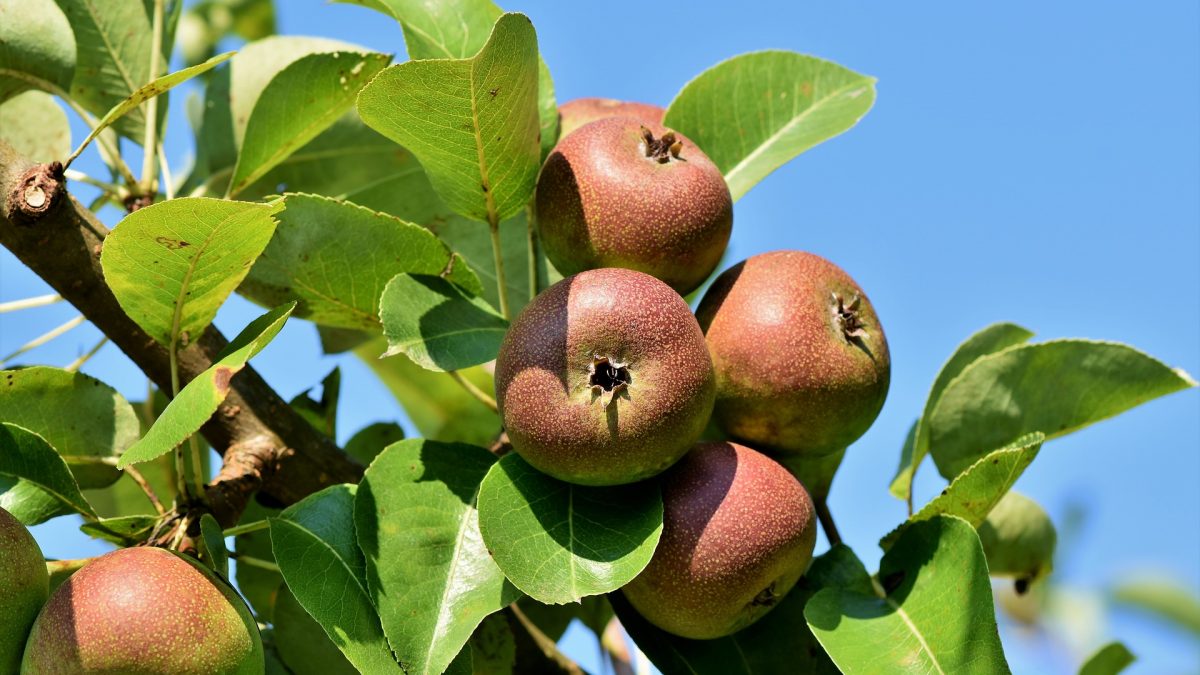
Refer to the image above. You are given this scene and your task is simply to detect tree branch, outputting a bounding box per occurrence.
[0,143,362,527]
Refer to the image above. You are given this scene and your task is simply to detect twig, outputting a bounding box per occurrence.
[814,496,842,547]
[447,370,499,412]
[157,144,175,200]
[0,293,62,313]
[0,147,362,528]
[223,519,270,538]
[602,618,635,675]
[124,464,165,515]
[0,314,85,366]
[64,336,108,372]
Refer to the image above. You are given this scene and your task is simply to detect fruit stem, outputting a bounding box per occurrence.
[509,603,585,674]
[223,519,270,537]
[526,205,539,301]
[448,370,499,413]
[814,497,843,547]
[488,216,512,319]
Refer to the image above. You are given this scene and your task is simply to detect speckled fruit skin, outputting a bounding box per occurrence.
[622,441,816,639]
[696,250,890,456]
[495,268,715,486]
[535,117,733,295]
[557,97,665,138]
[21,547,263,675]
[0,507,48,673]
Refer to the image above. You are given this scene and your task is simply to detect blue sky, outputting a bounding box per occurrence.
[2,1,1197,673]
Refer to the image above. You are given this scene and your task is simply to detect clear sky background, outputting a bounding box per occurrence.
[2,1,1197,673]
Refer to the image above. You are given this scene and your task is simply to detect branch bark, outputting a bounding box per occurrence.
[0,142,362,527]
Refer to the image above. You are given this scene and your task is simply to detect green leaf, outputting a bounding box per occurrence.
[0,91,70,161]
[228,51,391,197]
[101,197,281,347]
[427,210,557,320]
[353,337,498,446]
[117,303,295,468]
[0,477,64,525]
[379,274,508,371]
[613,545,866,675]
[79,514,158,546]
[337,0,558,157]
[354,439,518,675]
[55,0,170,140]
[343,422,405,465]
[235,498,281,621]
[929,340,1197,478]
[890,323,1035,501]
[1078,642,1135,675]
[512,598,574,642]
[978,491,1056,584]
[477,453,663,605]
[881,433,1044,549]
[806,516,1010,675]
[240,193,481,329]
[271,484,402,673]
[0,366,137,488]
[663,51,876,201]
[73,52,233,162]
[1111,578,1200,636]
[198,513,229,577]
[0,0,75,101]
[464,613,516,675]
[290,367,341,439]
[187,35,370,194]
[0,423,97,524]
[357,13,541,223]
[273,583,359,675]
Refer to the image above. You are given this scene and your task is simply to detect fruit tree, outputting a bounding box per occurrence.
[0,1,1196,674]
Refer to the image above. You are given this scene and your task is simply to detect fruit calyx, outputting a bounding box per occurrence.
[640,126,684,163]
[588,354,631,407]
[751,581,779,607]
[831,292,869,342]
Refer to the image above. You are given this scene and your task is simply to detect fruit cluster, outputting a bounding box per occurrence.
[497,98,892,639]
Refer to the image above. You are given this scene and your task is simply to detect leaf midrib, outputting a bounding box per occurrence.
[870,578,947,674]
[422,486,482,675]
[722,77,872,195]
[79,0,142,113]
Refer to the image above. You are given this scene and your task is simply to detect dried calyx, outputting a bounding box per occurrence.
[832,292,869,342]
[588,354,631,407]
[640,126,683,163]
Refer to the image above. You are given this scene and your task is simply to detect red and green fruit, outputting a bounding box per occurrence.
[495,268,716,486]
[696,250,890,456]
[621,441,817,639]
[535,117,733,295]
[0,507,48,674]
[21,547,263,674]
[557,97,665,138]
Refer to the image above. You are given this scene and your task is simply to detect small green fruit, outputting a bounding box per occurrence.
[978,491,1057,593]
[0,507,48,674]
[557,97,665,138]
[622,441,817,639]
[535,117,733,295]
[495,268,715,486]
[696,250,890,455]
[21,547,264,674]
